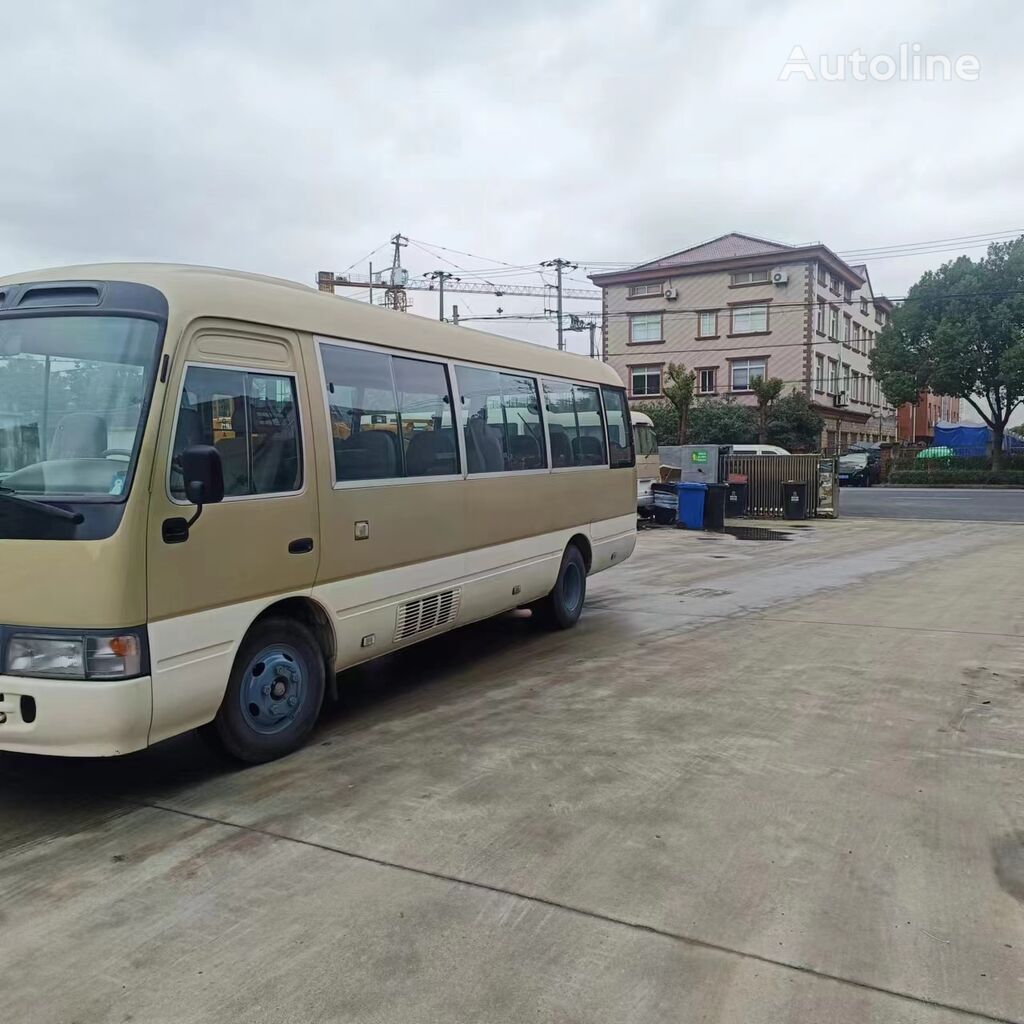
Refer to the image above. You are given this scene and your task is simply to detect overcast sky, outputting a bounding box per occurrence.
[2,0,1022,418]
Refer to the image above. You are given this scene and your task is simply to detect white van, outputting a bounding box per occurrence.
[729,444,790,456]
[631,410,659,513]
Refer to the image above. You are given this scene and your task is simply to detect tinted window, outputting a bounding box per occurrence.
[601,386,634,469]
[543,380,608,467]
[320,344,458,481]
[392,356,458,477]
[172,366,302,498]
[456,366,546,473]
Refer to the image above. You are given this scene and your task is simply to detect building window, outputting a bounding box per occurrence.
[841,362,851,395]
[731,303,769,334]
[852,322,861,350]
[876,309,886,326]
[829,273,841,296]
[844,284,853,303]
[697,310,718,337]
[730,358,766,392]
[815,354,825,392]
[629,313,663,344]
[816,302,825,334]
[698,368,717,395]
[829,306,839,339]
[843,313,851,343]
[730,269,770,286]
[851,371,860,402]
[630,365,662,397]
[817,264,826,286]
[828,358,839,394]
[860,298,869,315]
[628,281,664,297]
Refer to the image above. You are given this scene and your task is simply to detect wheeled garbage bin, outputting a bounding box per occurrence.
[782,480,809,520]
[725,481,749,517]
[676,482,707,529]
[703,482,728,530]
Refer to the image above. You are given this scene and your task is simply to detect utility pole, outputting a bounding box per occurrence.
[452,305,460,327]
[426,270,456,321]
[541,258,578,351]
[564,314,599,357]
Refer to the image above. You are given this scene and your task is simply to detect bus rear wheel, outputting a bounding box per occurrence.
[532,544,587,630]
[205,616,326,763]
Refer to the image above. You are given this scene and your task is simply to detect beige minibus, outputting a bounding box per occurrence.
[0,265,637,762]
[630,410,660,513]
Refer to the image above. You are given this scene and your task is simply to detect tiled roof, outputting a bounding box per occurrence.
[635,232,796,271]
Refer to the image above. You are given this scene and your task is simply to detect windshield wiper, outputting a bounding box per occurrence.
[0,486,84,524]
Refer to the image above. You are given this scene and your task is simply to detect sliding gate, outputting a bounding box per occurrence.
[723,454,838,518]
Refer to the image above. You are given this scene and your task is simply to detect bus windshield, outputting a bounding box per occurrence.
[0,315,161,498]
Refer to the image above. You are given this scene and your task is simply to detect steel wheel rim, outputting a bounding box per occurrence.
[562,561,583,612]
[239,644,306,736]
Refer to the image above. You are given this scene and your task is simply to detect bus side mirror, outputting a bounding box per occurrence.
[182,445,225,509]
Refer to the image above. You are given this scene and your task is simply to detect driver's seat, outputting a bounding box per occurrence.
[50,413,108,459]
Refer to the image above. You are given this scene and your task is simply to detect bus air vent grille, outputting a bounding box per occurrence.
[394,587,462,643]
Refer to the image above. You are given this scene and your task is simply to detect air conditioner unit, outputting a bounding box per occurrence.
[833,391,848,408]
[664,287,678,301]
[771,269,789,285]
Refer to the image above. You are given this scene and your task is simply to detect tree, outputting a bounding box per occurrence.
[765,393,825,451]
[688,397,757,445]
[872,239,1024,468]
[631,401,679,445]
[750,376,784,444]
[662,363,696,445]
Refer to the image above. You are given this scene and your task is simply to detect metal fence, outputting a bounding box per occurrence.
[724,454,837,518]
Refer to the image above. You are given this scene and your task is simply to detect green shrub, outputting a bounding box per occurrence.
[888,469,1024,486]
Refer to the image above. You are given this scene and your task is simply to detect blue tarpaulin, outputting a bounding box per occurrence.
[932,422,1024,456]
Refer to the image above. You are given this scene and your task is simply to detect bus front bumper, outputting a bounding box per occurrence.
[0,674,152,757]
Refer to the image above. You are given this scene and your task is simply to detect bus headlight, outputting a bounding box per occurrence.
[5,630,145,680]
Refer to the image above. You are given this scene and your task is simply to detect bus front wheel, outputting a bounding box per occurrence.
[205,616,326,763]
[532,544,587,630]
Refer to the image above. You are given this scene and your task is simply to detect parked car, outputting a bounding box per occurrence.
[730,444,790,456]
[838,451,878,487]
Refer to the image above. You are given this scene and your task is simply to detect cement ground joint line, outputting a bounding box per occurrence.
[138,800,1023,1024]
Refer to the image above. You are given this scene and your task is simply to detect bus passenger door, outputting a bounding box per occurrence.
[145,324,320,743]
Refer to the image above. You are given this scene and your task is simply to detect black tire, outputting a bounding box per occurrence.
[203,616,326,764]
[532,544,587,630]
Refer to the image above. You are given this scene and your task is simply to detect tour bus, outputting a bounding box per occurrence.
[0,265,637,762]
[631,410,660,514]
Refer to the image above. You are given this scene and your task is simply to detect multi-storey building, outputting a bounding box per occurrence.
[589,233,898,448]
[897,391,961,443]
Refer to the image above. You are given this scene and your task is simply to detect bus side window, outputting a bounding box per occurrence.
[170,366,302,498]
[542,380,608,468]
[601,386,634,469]
[456,366,546,474]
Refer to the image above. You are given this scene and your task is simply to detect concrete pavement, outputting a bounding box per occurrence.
[842,486,1024,522]
[2,519,1023,1023]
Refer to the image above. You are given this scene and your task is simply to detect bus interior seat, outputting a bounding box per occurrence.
[215,405,251,496]
[464,416,504,473]
[334,429,399,480]
[405,428,457,476]
[572,434,605,465]
[548,428,572,468]
[250,401,300,493]
[509,433,542,469]
[50,413,108,459]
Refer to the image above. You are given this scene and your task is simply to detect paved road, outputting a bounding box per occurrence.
[3,520,1024,1023]
[841,485,1024,522]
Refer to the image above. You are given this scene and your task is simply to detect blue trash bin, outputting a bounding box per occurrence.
[677,482,707,529]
